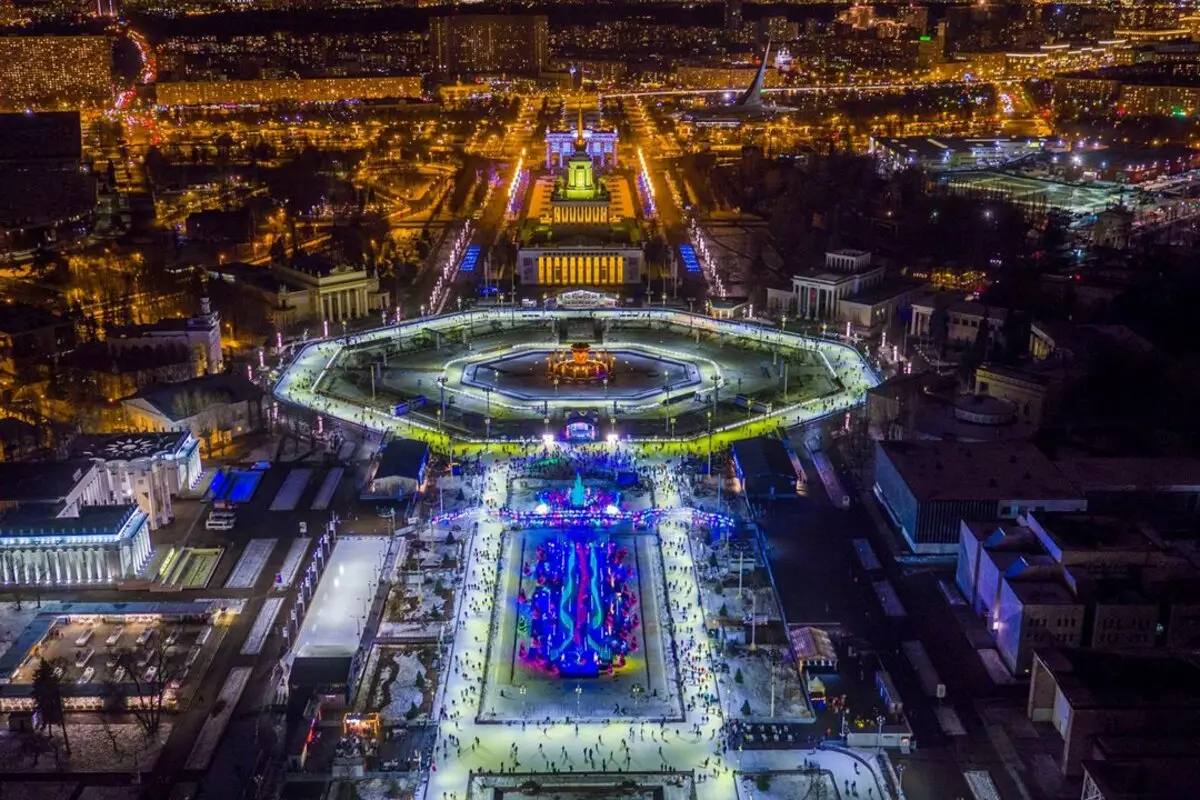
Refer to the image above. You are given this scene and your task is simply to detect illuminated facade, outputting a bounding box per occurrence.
[545,129,618,169]
[518,113,643,287]
[0,461,153,585]
[155,75,422,107]
[0,36,113,110]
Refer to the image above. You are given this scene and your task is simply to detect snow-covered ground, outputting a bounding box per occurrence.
[293,537,388,658]
[276,537,312,589]
[185,666,251,770]
[0,601,39,661]
[225,538,278,589]
[365,648,433,722]
[353,776,419,800]
[241,596,284,655]
[0,723,170,773]
[738,770,839,799]
[719,647,812,722]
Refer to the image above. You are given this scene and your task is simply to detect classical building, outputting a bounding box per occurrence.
[0,460,152,586]
[71,432,203,530]
[106,297,223,376]
[782,250,920,329]
[518,114,643,287]
[209,255,386,326]
[121,373,265,453]
[909,299,1008,345]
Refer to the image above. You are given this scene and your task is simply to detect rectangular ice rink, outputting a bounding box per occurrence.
[293,536,389,658]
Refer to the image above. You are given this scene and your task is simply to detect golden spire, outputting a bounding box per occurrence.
[575,106,585,150]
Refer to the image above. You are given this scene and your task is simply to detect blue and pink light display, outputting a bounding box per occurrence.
[519,532,639,678]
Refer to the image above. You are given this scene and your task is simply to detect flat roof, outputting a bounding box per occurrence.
[0,459,96,502]
[129,373,262,422]
[1036,648,1200,711]
[1084,756,1200,800]
[71,431,193,461]
[1055,457,1200,493]
[877,440,1083,503]
[1034,514,1160,555]
[376,438,430,481]
[874,136,1040,161]
[837,278,924,307]
[1007,576,1076,606]
[730,436,796,481]
[0,503,142,539]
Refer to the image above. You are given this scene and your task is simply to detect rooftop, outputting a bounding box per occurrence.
[877,440,1082,503]
[71,431,194,461]
[376,438,430,481]
[0,459,96,503]
[1055,457,1200,493]
[730,437,796,480]
[1083,756,1200,800]
[518,219,641,248]
[0,503,142,540]
[128,373,263,423]
[1036,648,1200,711]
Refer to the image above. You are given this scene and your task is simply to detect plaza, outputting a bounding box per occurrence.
[275,305,879,447]
[272,305,892,799]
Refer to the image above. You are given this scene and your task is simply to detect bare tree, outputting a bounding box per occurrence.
[113,639,183,739]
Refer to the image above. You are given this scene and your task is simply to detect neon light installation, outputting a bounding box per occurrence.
[519,532,639,677]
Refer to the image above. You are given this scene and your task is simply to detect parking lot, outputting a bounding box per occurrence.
[10,616,212,687]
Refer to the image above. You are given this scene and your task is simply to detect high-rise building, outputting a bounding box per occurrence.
[0,35,113,110]
[724,0,743,33]
[429,15,548,77]
[1117,1,1180,32]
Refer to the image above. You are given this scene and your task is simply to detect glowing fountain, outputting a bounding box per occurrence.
[547,342,615,384]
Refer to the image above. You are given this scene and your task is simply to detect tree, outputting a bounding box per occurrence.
[31,658,70,755]
[113,641,181,738]
[741,700,752,716]
[734,667,744,684]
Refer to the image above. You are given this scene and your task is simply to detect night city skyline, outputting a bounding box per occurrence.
[1,2,1200,800]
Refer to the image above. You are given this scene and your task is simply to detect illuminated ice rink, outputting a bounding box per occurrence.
[293,536,388,658]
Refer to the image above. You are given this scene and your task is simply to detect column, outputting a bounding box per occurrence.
[52,551,61,585]
[1,552,9,583]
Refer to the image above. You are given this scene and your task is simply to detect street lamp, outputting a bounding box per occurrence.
[485,416,491,440]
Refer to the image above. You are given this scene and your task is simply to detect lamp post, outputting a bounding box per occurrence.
[485,416,491,440]
[484,386,492,418]
[575,684,582,718]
